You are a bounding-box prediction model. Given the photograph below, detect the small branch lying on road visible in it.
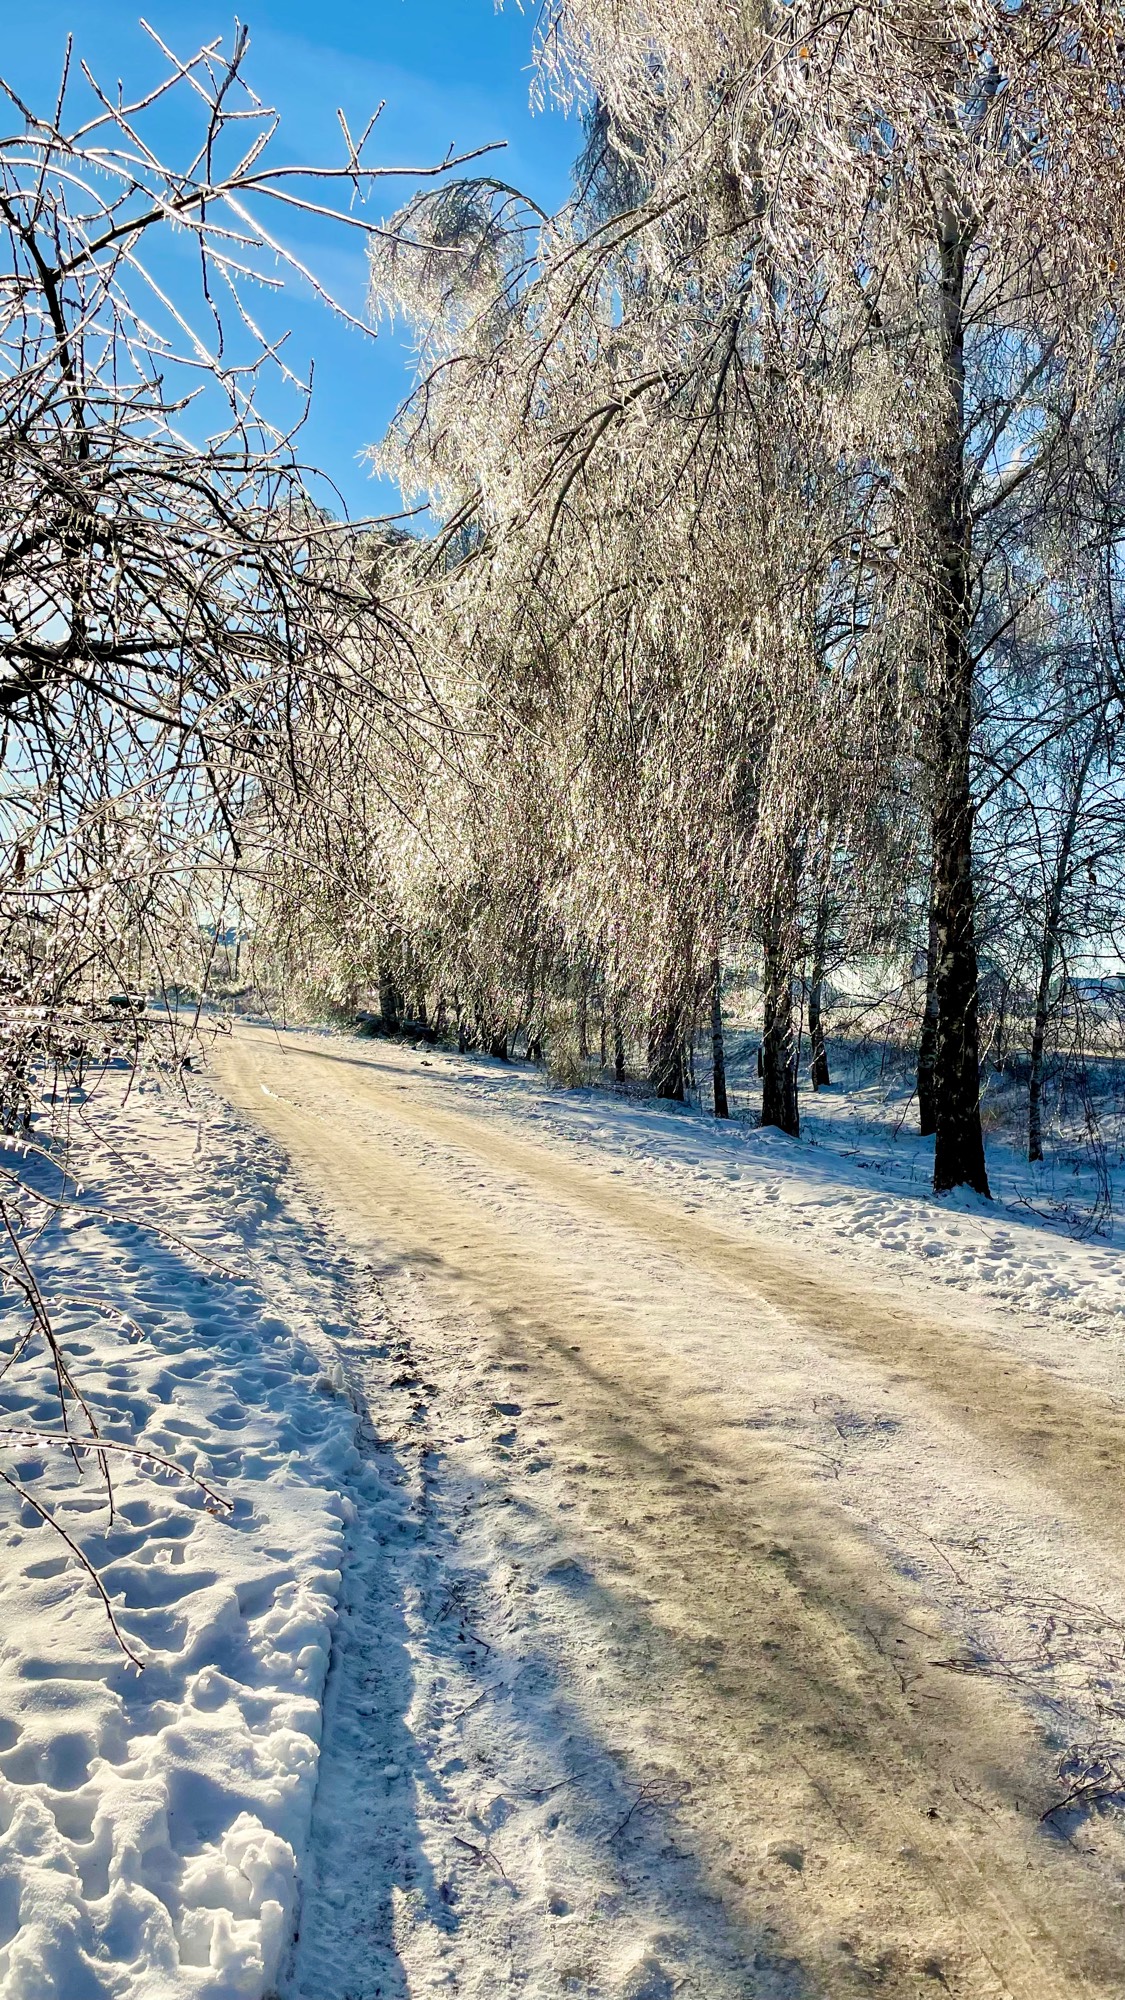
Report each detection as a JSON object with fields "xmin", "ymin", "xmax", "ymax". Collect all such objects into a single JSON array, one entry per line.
[
  {"xmin": 453, "ymin": 1834, "xmax": 509, "ymax": 1879},
  {"xmin": 610, "ymin": 1774, "xmax": 691, "ymax": 1841}
]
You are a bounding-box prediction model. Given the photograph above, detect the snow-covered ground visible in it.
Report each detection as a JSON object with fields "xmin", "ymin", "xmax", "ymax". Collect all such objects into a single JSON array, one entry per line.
[
  {"xmin": 220, "ymin": 1021, "xmax": 1125, "ymax": 1998},
  {"xmin": 0, "ymin": 1081, "xmax": 357, "ymax": 2000},
  {"xmin": 5, "ymin": 1024, "xmax": 1125, "ymax": 1999},
  {"xmin": 413, "ymin": 1025, "xmax": 1125, "ymax": 1337}
]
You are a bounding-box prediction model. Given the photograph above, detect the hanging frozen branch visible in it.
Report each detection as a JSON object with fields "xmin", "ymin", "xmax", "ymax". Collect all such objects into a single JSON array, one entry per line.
[
  {"xmin": 0, "ymin": 12, "xmax": 491, "ymax": 1023},
  {"xmin": 0, "ymin": 21, "xmax": 488, "ymax": 1651}
]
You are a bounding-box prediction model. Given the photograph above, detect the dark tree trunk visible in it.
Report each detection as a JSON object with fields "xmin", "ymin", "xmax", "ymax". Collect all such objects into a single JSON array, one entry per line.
[
  {"xmin": 1027, "ymin": 987, "xmax": 1049, "ymax": 1165},
  {"xmin": 378, "ymin": 963, "xmax": 402, "ymax": 1033},
  {"xmin": 993, "ymin": 979, "xmax": 1008, "ymax": 1073},
  {"xmin": 576, "ymin": 975, "xmax": 590, "ymax": 1063},
  {"xmin": 760, "ymin": 925, "xmax": 799, "ymax": 1136},
  {"xmin": 929, "ymin": 203, "xmax": 989, "ymax": 1197},
  {"xmin": 917, "ymin": 901, "xmax": 939, "ymax": 1138},
  {"xmin": 613, "ymin": 1012, "xmax": 626, "ymax": 1084},
  {"xmin": 808, "ymin": 896, "xmax": 831, "ymax": 1092},
  {"xmin": 931, "ymin": 791, "xmax": 989, "ymax": 1193},
  {"xmin": 1027, "ymin": 731, "xmax": 1099, "ymax": 1162},
  {"xmin": 710, "ymin": 957, "xmax": 729, "ymax": 1119},
  {"xmin": 647, "ymin": 1001, "xmax": 686, "ymax": 1102}
]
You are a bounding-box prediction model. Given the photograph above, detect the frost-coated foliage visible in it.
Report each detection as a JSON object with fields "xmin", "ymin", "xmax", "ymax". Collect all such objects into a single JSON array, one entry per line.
[
  {"xmin": 263, "ymin": 0, "xmax": 1125, "ymax": 1159},
  {"xmin": 0, "ymin": 24, "xmax": 476, "ymax": 1637},
  {"xmin": 6, "ymin": 3, "xmax": 1125, "ymax": 1635}
]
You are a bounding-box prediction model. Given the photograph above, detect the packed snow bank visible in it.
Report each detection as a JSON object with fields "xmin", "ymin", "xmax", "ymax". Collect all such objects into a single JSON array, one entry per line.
[{"xmin": 0, "ymin": 1079, "xmax": 356, "ymax": 1999}]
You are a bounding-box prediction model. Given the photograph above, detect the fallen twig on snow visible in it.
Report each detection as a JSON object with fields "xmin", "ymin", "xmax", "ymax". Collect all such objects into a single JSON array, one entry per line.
[
  {"xmin": 610, "ymin": 1774, "xmax": 691, "ymax": 1841},
  {"xmin": 453, "ymin": 1833, "xmax": 509, "ymax": 1879}
]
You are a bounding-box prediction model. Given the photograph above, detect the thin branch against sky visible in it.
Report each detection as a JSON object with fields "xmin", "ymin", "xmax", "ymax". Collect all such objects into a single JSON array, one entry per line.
[{"xmin": 2, "ymin": 2, "xmax": 577, "ymax": 517}]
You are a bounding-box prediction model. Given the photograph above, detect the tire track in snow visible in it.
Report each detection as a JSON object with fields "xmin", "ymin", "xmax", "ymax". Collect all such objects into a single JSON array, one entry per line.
[
  {"xmin": 216, "ymin": 1023, "xmax": 1125, "ymax": 2000},
  {"xmin": 236, "ymin": 1034, "xmax": 1125, "ymax": 1553}
]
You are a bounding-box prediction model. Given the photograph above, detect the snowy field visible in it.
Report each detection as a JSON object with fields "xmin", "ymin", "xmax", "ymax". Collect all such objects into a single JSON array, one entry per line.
[{"xmin": 3, "ymin": 1026, "xmax": 1125, "ymax": 1998}]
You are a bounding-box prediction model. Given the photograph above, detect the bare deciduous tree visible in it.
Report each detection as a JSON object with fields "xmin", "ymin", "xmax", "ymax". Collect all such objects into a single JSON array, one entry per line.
[{"xmin": 0, "ymin": 23, "xmax": 482, "ymax": 1645}]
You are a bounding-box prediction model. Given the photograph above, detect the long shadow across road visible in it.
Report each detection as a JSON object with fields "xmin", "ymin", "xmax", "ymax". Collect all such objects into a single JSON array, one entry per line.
[{"xmin": 219, "ymin": 1022, "xmax": 1125, "ymax": 2000}]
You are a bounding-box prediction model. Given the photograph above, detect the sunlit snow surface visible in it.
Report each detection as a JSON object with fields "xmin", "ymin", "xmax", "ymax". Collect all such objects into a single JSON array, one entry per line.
[
  {"xmin": 0, "ymin": 1084, "xmax": 356, "ymax": 1999},
  {"xmin": 434, "ymin": 1028, "xmax": 1125, "ymax": 1348},
  {"xmin": 2, "ymin": 1027, "xmax": 1124, "ymax": 1999}
]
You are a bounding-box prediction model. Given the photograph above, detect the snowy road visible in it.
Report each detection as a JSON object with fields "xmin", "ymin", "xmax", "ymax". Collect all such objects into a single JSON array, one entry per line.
[{"xmin": 216, "ymin": 1022, "xmax": 1125, "ymax": 2000}]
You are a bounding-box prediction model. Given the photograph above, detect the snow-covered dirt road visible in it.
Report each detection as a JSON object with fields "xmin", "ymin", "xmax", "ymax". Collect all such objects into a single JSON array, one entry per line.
[{"xmin": 216, "ymin": 1022, "xmax": 1125, "ymax": 2000}]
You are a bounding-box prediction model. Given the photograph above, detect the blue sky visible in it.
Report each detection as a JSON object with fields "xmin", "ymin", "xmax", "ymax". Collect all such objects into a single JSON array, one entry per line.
[{"xmin": 4, "ymin": 3, "xmax": 578, "ymax": 515}]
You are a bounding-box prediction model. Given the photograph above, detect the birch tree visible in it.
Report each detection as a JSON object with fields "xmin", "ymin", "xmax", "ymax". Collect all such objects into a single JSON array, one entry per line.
[{"xmin": 519, "ymin": 0, "xmax": 1125, "ymax": 1192}]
